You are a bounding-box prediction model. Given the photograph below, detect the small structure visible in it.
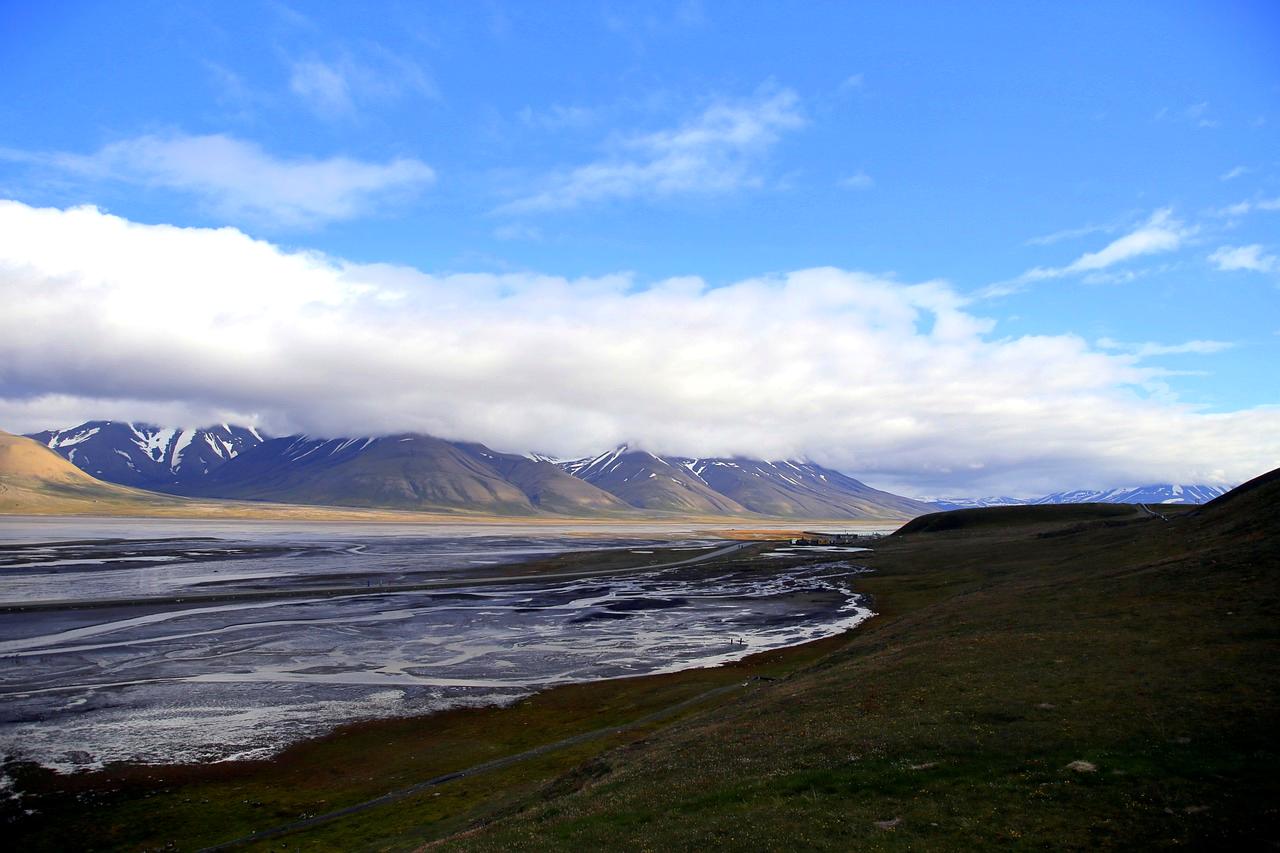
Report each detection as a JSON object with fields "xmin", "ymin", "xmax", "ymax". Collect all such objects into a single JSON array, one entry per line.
[{"xmin": 790, "ymin": 531, "xmax": 864, "ymax": 546}]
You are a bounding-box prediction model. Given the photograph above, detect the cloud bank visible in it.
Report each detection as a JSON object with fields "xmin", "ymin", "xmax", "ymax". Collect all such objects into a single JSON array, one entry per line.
[{"xmin": 0, "ymin": 200, "xmax": 1276, "ymax": 495}]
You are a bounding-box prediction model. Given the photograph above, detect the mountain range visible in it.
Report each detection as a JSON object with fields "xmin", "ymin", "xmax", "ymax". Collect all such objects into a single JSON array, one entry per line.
[
  {"xmin": 20, "ymin": 420, "xmax": 1234, "ymax": 519},
  {"xmin": 22, "ymin": 421, "xmax": 935, "ymax": 520},
  {"xmin": 932, "ymin": 483, "xmax": 1231, "ymax": 510},
  {"xmin": 1030, "ymin": 484, "xmax": 1231, "ymax": 505}
]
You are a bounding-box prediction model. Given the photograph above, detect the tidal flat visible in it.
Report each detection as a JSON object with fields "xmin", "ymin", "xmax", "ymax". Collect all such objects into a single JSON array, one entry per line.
[{"xmin": 0, "ymin": 518, "xmax": 875, "ymax": 775}]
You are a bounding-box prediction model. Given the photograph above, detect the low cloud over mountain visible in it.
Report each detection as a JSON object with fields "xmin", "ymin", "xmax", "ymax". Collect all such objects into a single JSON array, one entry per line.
[{"xmin": 1, "ymin": 200, "xmax": 1276, "ymax": 496}]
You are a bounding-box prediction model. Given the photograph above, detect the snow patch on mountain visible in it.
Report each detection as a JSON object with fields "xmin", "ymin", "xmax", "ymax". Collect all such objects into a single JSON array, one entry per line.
[{"xmin": 1033, "ymin": 484, "xmax": 1230, "ymax": 505}]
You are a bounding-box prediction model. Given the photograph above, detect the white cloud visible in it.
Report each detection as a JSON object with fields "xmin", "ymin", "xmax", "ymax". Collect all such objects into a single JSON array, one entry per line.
[
  {"xmin": 1219, "ymin": 165, "xmax": 1249, "ymax": 181},
  {"xmin": 493, "ymin": 222, "xmax": 543, "ymax": 241},
  {"xmin": 1080, "ymin": 267, "xmax": 1159, "ymax": 286},
  {"xmin": 203, "ymin": 62, "xmax": 266, "ymax": 118},
  {"xmin": 6, "ymin": 134, "xmax": 435, "ymax": 227},
  {"xmin": 838, "ymin": 171, "xmax": 874, "ymax": 190},
  {"xmin": 1097, "ymin": 338, "xmax": 1234, "ymax": 358},
  {"xmin": 1050, "ymin": 209, "xmax": 1189, "ymax": 273},
  {"xmin": 517, "ymin": 104, "xmax": 597, "ymax": 130},
  {"xmin": 1025, "ymin": 223, "xmax": 1115, "ymax": 246},
  {"xmin": 839, "ymin": 73, "xmax": 865, "ymax": 92},
  {"xmin": 290, "ymin": 60, "xmax": 354, "ymax": 117},
  {"xmin": 1209, "ymin": 244, "xmax": 1277, "ymax": 273},
  {"xmin": 988, "ymin": 209, "xmax": 1193, "ymax": 296},
  {"xmin": 1, "ymin": 200, "xmax": 1276, "ymax": 495},
  {"xmin": 287, "ymin": 51, "xmax": 439, "ymax": 119},
  {"xmin": 1214, "ymin": 197, "xmax": 1280, "ymax": 218},
  {"xmin": 1185, "ymin": 101, "xmax": 1218, "ymax": 127},
  {"xmin": 500, "ymin": 87, "xmax": 805, "ymax": 212}
]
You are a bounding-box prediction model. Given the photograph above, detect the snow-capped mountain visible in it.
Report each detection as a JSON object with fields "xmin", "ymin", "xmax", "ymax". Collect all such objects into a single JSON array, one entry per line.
[
  {"xmin": 559, "ymin": 446, "xmax": 933, "ymax": 519},
  {"xmin": 929, "ymin": 484, "xmax": 1230, "ymax": 510},
  {"xmin": 926, "ymin": 496, "xmax": 1025, "ymax": 511},
  {"xmin": 26, "ymin": 422, "xmax": 935, "ymax": 519},
  {"xmin": 674, "ymin": 456, "xmax": 935, "ymax": 519},
  {"xmin": 1031, "ymin": 484, "xmax": 1231, "ymax": 505},
  {"xmin": 27, "ymin": 421, "xmax": 265, "ymax": 491},
  {"xmin": 559, "ymin": 446, "xmax": 751, "ymax": 515},
  {"xmin": 180, "ymin": 434, "xmax": 530, "ymax": 513}
]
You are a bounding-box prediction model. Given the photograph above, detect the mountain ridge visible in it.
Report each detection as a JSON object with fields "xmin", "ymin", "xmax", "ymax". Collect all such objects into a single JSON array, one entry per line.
[
  {"xmin": 23, "ymin": 421, "xmax": 930, "ymax": 520},
  {"xmin": 930, "ymin": 483, "xmax": 1232, "ymax": 509},
  {"xmin": 27, "ymin": 421, "xmax": 263, "ymax": 491}
]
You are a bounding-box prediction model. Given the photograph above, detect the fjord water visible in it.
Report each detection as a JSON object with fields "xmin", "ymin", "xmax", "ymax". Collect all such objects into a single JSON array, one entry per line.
[{"xmin": 0, "ymin": 518, "xmax": 873, "ymax": 772}]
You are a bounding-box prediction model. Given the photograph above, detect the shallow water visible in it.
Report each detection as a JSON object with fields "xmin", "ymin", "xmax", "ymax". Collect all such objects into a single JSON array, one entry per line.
[{"xmin": 0, "ymin": 519, "xmax": 872, "ymax": 772}]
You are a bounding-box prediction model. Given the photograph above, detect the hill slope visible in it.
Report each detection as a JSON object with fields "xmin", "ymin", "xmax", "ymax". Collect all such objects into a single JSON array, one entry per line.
[
  {"xmin": 0, "ymin": 430, "xmax": 188, "ymax": 514},
  {"xmin": 895, "ymin": 502, "xmax": 1146, "ymax": 535},
  {"xmin": 434, "ymin": 468, "xmax": 1280, "ymax": 849}
]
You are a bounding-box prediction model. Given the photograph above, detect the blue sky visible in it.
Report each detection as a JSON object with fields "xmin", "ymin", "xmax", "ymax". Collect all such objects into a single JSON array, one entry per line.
[{"xmin": 0, "ymin": 1, "xmax": 1277, "ymax": 495}]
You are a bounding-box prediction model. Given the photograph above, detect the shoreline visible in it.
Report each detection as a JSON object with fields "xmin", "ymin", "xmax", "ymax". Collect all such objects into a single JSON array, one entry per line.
[
  {"xmin": 2, "ymin": 605, "xmax": 873, "ymax": 849},
  {"xmin": 6, "ymin": 621, "xmax": 865, "ymax": 784},
  {"xmin": 1, "ymin": 541, "xmax": 873, "ymax": 785},
  {"xmin": 0, "ymin": 509, "xmax": 911, "ymax": 533}
]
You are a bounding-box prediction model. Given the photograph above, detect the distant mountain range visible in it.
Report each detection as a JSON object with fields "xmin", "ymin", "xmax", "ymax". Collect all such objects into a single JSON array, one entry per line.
[
  {"xmin": 22, "ymin": 420, "xmax": 1232, "ymax": 519},
  {"xmin": 23, "ymin": 421, "xmax": 934, "ymax": 520},
  {"xmin": 928, "ymin": 496, "xmax": 1026, "ymax": 511},
  {"xmin": 1030, "ymin": 484, "xmax": 1231, "ymax": 505},
  {"xmin": 932, "ymin": 483, "xmax": 1231, "ymax": 510}
]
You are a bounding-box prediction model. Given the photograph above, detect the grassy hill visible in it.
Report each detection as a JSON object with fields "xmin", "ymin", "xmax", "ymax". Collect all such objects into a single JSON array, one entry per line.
[
  {"xmin": 895, "ymin": 501, "xmax": 1147, "ymax": 534},
  {"xmin": 435, "ymin": 468, "xmax": 1279, "ymax": 849}
]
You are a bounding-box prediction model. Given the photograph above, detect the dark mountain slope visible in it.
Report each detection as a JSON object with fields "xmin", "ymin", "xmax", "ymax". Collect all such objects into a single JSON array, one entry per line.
[
  {"xmin": 27, "ymin": 421, "xmax": 263, "ymax": 490},
  {"xmin": 560, "ymin": 447, "xmax": 752, "ymax": 515},
  {"xmin": 895, "ymin": 502, "xmax": 1145, "ymax": 535},
  {"xmin": 181, "ymin": 434, "xmax": 536, "ymax": 514},
  {"xmin": 452, "ymin": 443, "xmax": 637, "ymax": 515},
  {"xmin": 677, "ymin": 457, "xmax": 933, "ymax": 519}
]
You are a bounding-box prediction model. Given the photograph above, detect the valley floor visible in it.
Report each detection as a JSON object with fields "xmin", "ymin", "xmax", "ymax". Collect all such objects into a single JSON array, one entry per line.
[{"xmin": 4, "ymin": 498, "xmax": 1277, "ymax": 850}]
